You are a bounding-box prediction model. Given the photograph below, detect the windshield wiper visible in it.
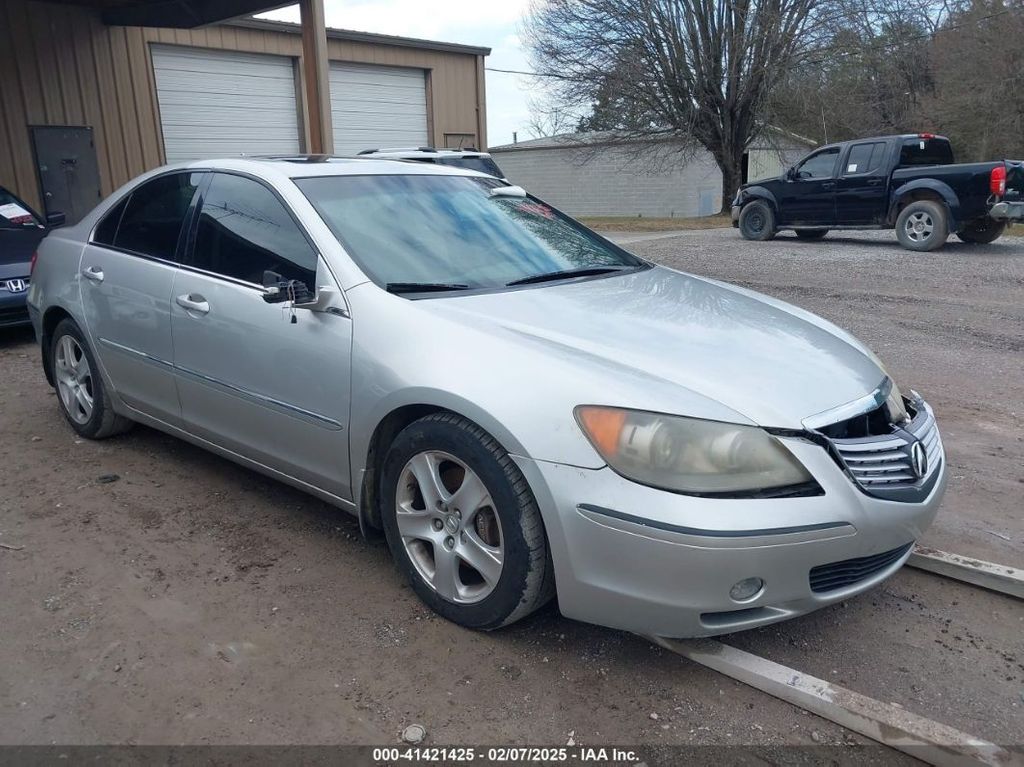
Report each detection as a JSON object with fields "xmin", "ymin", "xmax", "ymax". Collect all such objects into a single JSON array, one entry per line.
[
  {"xmin": 506, "ymin": 266, "xmax": 627, "ymax": 287},
  {"xmin": 386, "ymin": 282, "xmax": 470, "ymax": 294}
]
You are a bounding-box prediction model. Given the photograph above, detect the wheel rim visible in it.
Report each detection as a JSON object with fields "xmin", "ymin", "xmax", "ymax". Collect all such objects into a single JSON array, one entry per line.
[
  {"xmin": 54, "ymin": 335, "xmax": 94, "ymax": 425},
  {"xmin": 396, "ymin": 450, "xmax": 504, "ymax": 604},
  {"xmin": 904, "ymin": 211, "xmax": 934, "ymax": 242},
  {"xmin": 747, "ymin": 211, "xmax": 764, "ymax": 233}
]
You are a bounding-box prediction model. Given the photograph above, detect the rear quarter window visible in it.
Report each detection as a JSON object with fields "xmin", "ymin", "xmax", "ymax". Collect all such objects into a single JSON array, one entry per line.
[{"xmin": 899, "ymin": 139, "xmax": 954, "ymax": 167}]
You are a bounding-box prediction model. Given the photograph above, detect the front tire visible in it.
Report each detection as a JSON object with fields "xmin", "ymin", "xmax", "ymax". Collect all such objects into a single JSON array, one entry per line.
[
  {"xmin": 51, "ymin": 319, "xmax": 133, "ymax": 439},
  {"xmin": 895, "ymin": 200, "xmax": 948, "ymax": 251},
  {"xmin": 380, "ymin": 412, "xmax": 554, "ymax": 630},
  {"xmin": 795, "ymin": 229, "xmax": 829, "ymax": 240},
  {"xmin": 738, "ymin": 200, "xmax": 777, "ymax": 241},
  {"xmin": 956, "ymin": 218, "xmax": 1005, "ymax": 244}
]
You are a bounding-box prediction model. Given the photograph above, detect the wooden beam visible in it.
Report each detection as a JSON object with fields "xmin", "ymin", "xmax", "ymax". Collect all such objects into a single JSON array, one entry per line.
[
  {"xmin": 651, "ymin": 638, "xmax": 1015, "ymax": 767},
  {"xmin": 299, "ymin": 0, "xmax": 333, "ymax": 155},
  {"xmin": 908, "ymin": 546, "xmax": 1023, "ymax": 600}
]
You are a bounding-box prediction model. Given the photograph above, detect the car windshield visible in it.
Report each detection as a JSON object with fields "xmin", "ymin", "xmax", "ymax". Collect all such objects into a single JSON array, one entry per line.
[
  {"xmin": 0, "ymin": 188, "xmax": 42, "ymax": 229},
  {"xmin": 296, "ymin": 174, "xmax": 646, "ymax": 292}
]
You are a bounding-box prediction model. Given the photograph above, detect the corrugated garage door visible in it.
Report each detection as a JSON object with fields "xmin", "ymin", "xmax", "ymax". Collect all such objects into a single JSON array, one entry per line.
[
  {"xmin": 151, "ymin": 45, "xmax": 301, "ymax": 163},
  {"xmin": 329, "ymin": 62, "xmax": 428, "ymax": 155}
]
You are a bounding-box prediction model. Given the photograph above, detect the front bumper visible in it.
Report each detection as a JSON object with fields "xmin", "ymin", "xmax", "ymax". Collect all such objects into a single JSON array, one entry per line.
[
  {"xmin": 730, "ymin": 205, "xmax": 741, "ymax": 227},
  {"xmin": 989, "ymin": 201, "xmax": 1024, "ymax": 221},
  {"xmin": 515, "ymin": 427, "xmax": 946, "ymax": 638}
]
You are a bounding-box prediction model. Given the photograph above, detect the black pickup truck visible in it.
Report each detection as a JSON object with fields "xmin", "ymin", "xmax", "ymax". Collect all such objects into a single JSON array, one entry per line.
[{"xmin": 731, "ymin": 133, "xmax": 1023, "ymax": 251}]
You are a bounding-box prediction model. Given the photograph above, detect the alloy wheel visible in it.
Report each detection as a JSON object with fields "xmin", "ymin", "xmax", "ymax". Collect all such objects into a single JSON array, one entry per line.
[
  {"xmin": 54, "ymin": 335, "xmax": 94, "ymax": 425},
  {"xmin": 904, "ymin": 211, "xmax": 934, "ymax": 242},
  {"xmin": 396, "ymin": 450, "xmax": 504, "ymax": 604}
]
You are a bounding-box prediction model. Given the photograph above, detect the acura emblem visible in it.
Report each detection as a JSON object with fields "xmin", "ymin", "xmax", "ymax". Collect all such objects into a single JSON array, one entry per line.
[
  {"xmin": 909, "ymin": 441, "xmax": 928, "ymax": 479},
  {"xmin": 4, "ymin": 279, "xmax": 27, "ymax": 293}
]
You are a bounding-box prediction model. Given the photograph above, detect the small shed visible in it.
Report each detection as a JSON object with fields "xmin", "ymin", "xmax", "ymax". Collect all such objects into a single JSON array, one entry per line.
[{"xmin": 489, "ymin": 129, "xmax": 815, "ymax": 219}]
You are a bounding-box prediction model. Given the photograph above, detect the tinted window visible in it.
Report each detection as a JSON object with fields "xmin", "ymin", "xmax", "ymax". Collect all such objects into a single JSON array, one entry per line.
[
  {"xmin": 190, "ymin": 173, "xmax": 317, "ymax": 290},
  {"xmin": 296, "ymin": 174, "xmax": 645, "ymax": 291},
  {"xmin": 797, "ymin": 148, "xmax": 839, "ymax": 179},
  {"xmin": 844, "ymin": 142, "xmax": 886, "ymax": 175},
  {"xmin": 899, "ymin": 138, "xmax": 954, "ymax": 167},
  {"xmin": 437, "ymin": 156, "xmax": 505, "ymax": 178},
  {"xmin": 93, "ymin": 196, "xmax": 128, "ymax": 245},
  {"xmin": 115, "ymin": 173, "xmax": 200, "ymax": 259}
]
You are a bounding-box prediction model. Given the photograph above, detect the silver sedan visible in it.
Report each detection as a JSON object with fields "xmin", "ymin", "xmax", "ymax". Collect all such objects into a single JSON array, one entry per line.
[{"xmin": 27, "ymin": 158, "xmax": 946, "ymax": 637}]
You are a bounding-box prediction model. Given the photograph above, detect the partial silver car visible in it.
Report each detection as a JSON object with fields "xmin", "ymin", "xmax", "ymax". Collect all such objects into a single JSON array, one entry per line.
[
  {"xmin": 27, "ymin": 157, "xmax": 946, "ymax": 637},
  {"xmin": 357, "ymin": 146, "xmax": 507, "ymax": 181}
]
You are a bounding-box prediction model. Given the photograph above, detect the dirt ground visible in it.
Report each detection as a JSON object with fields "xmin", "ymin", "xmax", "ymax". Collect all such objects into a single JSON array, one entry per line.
[{"xmin": 1, "ymin": 228, "xmax": 1022, "ymax": 757}]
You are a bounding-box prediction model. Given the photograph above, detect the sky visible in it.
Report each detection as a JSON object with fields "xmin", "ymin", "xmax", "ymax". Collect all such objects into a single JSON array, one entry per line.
[{"xmin": 258, "ymin": 0, "xmax": 542, "ymax": 148}]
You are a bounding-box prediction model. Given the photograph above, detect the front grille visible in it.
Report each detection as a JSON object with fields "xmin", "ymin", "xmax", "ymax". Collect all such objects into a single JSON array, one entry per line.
[
  {"xmin": 830, "ymin": 402, "xmax": 942, "ymax": 490},
  {"xmin": 809, "ymin": 542, "xmax": 913, "ymax": 593}
]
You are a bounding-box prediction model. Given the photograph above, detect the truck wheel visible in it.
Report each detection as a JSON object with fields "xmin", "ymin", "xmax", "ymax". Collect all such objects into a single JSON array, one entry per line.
[
  {"xmin": 956, "ymin": 218, "xmax": 1006, "ymax": 244},
  {"xmin": 738, "ymin": 201, "xmax": 776, "ymax": 241},
  {"xmin": 380, "ymin": 412, "xmax": 554, "ymax": 630},
  {"xmin": 895, "ymin": 200, "xmax": 948, "ymax": 252},
  {"xmin": 795, "ymin": 229, "xmax": 829, "ymax": 240}
]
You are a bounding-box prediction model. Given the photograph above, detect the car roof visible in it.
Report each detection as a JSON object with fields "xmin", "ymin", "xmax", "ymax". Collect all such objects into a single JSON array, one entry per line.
[{"xmin": 154, "ymin": 155, "xmax": 492, "ymax": 182}]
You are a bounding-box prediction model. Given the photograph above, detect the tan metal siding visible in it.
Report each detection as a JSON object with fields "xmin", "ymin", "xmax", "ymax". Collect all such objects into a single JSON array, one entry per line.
[{"xmin": 0, "ymin": 0, "xmax": 485, "ymax": 211}]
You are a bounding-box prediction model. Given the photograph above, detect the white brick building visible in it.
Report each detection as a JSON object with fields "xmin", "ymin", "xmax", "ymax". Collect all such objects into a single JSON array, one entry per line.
[{"xmin": 489, "ymin": 130, "xmax": 815, "ymax": 219}]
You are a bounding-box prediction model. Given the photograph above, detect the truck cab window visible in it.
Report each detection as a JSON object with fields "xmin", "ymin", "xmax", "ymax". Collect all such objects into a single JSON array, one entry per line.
[{"xmin": 796, "ymin": 148, "xmax": 839, "ymax": 180}]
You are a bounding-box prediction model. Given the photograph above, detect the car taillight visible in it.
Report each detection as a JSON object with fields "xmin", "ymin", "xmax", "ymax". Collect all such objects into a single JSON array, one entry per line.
[
  {"xmin": 30, "ymin": 251, "xmax": 38, "ymax": 276},
  {"xmin": 918, "ymin": 132, "xmax": 935, "ymax": 139},
  {"xmin": 991, "ymin": 165, "xmax": 1007, "ymax": 197}
]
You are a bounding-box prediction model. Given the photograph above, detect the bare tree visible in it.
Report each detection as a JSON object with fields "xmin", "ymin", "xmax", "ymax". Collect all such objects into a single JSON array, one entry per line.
[
  {"xmin": 525, "ymin": 98, "xmax": 577, "ymax": 139},
  {"xmin": 524, "ymin": 0, "xmax": 823, "ymax": 210}
]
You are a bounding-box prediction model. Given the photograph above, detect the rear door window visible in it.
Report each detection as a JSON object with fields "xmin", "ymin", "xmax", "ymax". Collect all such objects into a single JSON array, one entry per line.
[
  {"xmin": 843, "ymin": 142, "xmax": 886, "ymax": 175},
  {"xmin": 110, "ymin": 172, "xmax": 201, "ymax": 260},
  {"xmin": 188, "ymin": 172, "xmax": 318, "ymax": 291}
]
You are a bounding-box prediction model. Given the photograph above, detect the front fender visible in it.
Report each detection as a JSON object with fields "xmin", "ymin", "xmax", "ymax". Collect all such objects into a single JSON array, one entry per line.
[
  {"xmin": 738, "ymin": 185, "xmax": 780, "ymax": 213},
  {"xmin": 889, "ymin": 179, "xmax": 961, "ymax": 229}
]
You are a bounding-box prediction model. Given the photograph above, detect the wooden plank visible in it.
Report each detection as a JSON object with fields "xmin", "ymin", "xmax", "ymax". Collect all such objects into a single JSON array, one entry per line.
[
  {"xmin": 651, "ymin": 637, "xmax": 1017, "ymax": 767},
  {"xmin": 908, "ymin": 547, "xmax": 1023, "ymax": 600}
]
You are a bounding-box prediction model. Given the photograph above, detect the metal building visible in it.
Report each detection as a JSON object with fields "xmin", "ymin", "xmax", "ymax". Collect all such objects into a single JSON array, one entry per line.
[
  {"xmin": 489, "ymin": 130, "xmax": 815, "ymax": 219},
  {"xmin": 0, "ymin": 0, "xmax": 489, "ymax": 224}
]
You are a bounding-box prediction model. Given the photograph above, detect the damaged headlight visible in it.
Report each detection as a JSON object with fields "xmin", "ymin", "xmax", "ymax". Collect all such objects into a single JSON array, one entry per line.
[{"xmin": 575, "ymin": 406, "xmax": 813, "ymax": 495}]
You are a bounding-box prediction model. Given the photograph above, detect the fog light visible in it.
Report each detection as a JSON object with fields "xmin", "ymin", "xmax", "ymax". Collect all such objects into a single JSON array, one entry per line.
[{"xmin": 729, "ymin": 577, "xmax": 764, "ymax": 602}]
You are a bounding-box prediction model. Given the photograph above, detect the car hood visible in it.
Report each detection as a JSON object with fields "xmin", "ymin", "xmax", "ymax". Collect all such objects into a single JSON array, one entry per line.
[{"xmin": 429, "ymin": 266, "xmax": 885, "ymax": 429}]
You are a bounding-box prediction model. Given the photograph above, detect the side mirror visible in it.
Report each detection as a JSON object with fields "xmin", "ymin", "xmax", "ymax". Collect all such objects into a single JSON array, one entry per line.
[
  {"xmin": 294, "ymin": 285, "xmax": 343, "ymax": 313},
  {"xmin": 46, "ymin": 211, "xmax": 66, "ymax": 228},
  {"xmin": 262, "ymin": 278, "xmax": 312, "ymax": 304},
  {"xmin": 785, "ymin": 167, "xmax": 797, "ymax": 181}
]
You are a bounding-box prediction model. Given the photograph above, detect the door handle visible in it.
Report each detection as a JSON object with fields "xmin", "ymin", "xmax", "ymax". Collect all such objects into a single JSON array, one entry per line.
[
  {"xmin": 82, "ymin": 266, "xmax": 104, "ymax": 283},
  {"xmin": 821, "ymin": 181, "xmax": 836, "ymax": 190},
  {"xmin": 866, "ymin": 178, "xmax": 884, "ymax": 186},
  {"xmin": 176, "ymin": 293, "xmax": 210, "ymax": 314}
]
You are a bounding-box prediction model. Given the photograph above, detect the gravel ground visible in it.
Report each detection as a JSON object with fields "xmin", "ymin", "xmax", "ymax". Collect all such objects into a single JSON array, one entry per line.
[{"xmin": 1, "ymin": 228, "xmax": 1021, "ymax": 756}]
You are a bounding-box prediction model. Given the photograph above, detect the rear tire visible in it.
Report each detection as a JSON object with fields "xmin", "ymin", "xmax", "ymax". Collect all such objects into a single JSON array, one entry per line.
[
  {"xmin": 795, "ymin": 229, "xmax": 829, "ymax": 240},
  {"xmin": 895, "ymin": 200, "xmax": 948, "ymax": 252},
  {"xmin": 380, "ymin": 412, "xmax": 554, "ymax": 630},
  {"xmin": 738, "ymin": 200, "xmax": 777, "ymax": 241},
  {"xmin": 50, "ymin": 319, "xmax": 133, "ymax": 439},
  {"xmin": 956, "ymin": 218, "xmax": 1005, "ymax": 244}
]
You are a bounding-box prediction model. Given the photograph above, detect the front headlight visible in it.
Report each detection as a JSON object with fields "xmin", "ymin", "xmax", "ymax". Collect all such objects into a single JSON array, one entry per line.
[{"xmin": 575, "ymin": 406, "xmax": 814, "ymax": 495}]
